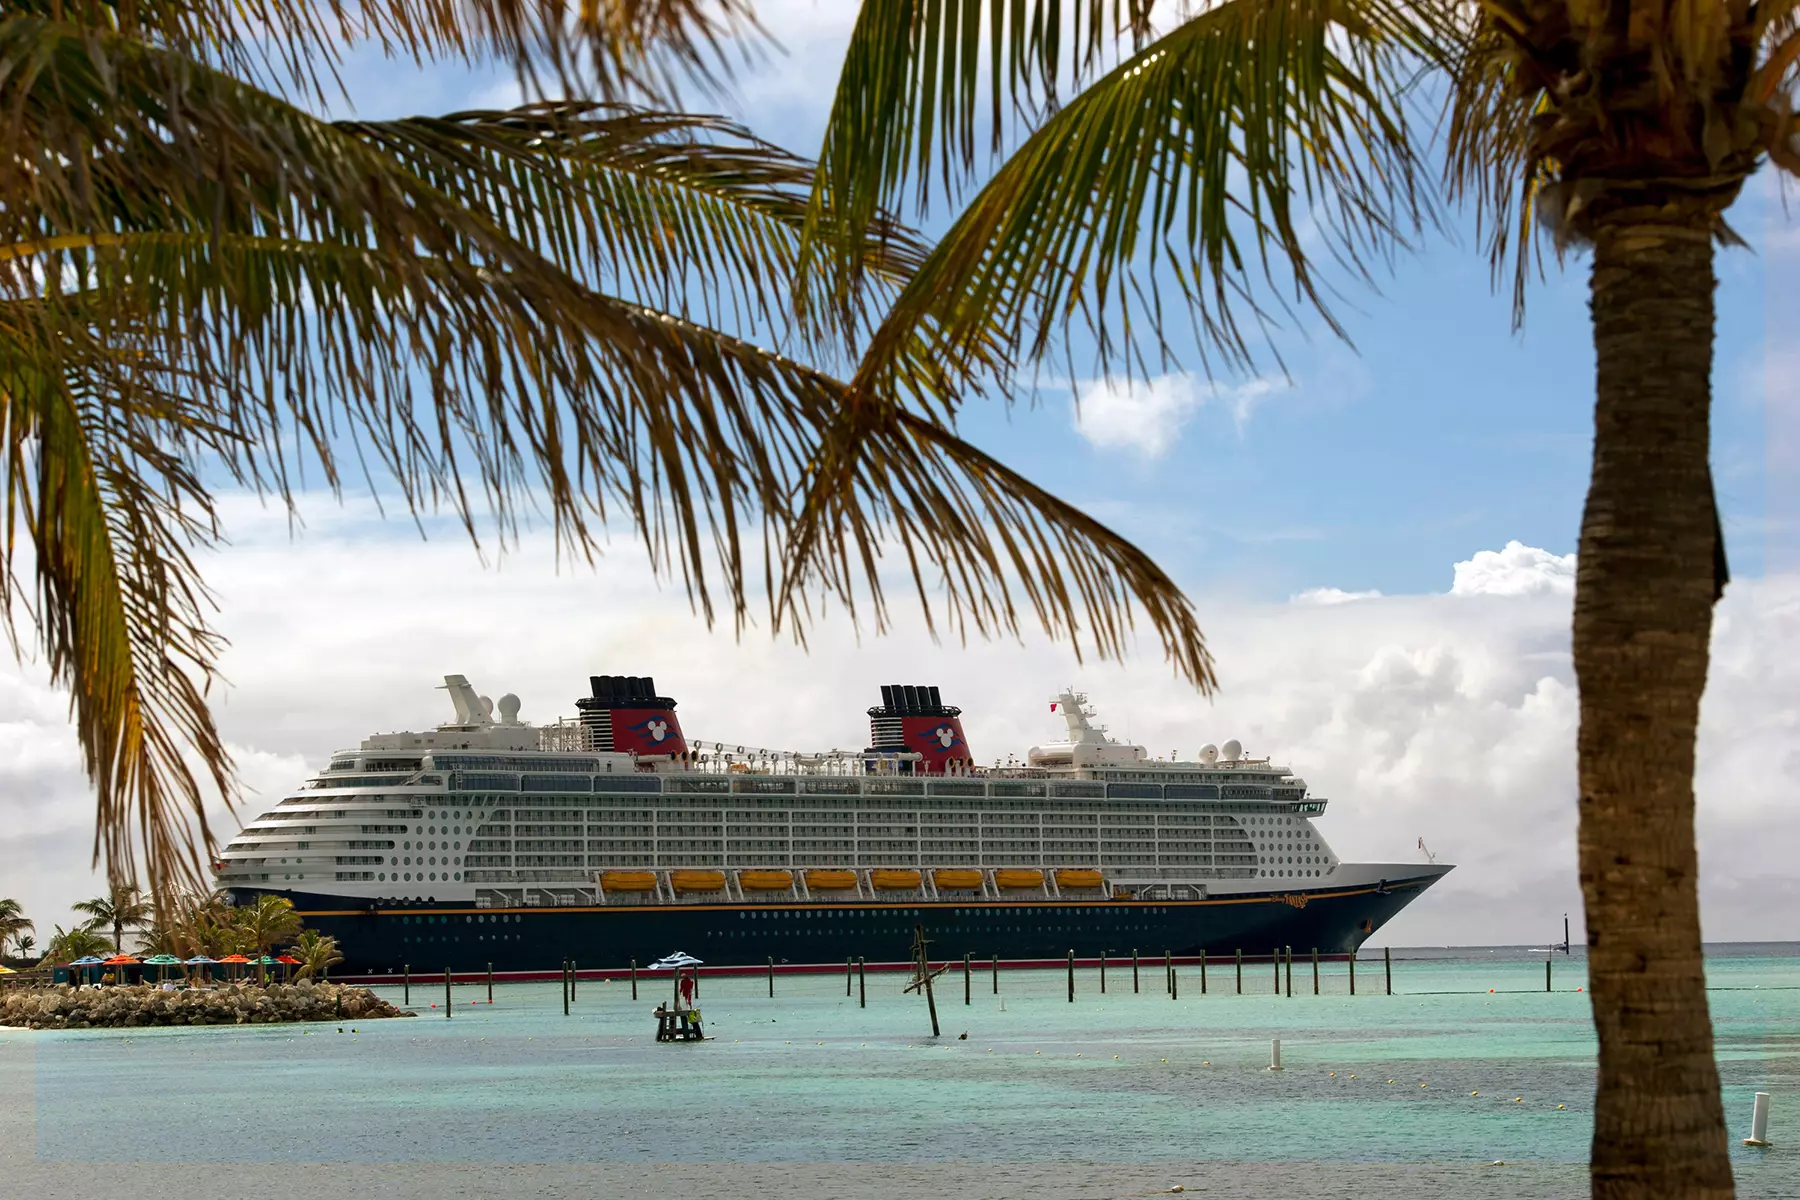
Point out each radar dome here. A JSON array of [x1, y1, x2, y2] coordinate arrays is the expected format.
[[498, 693, 522, 723], [1199, 743, 1219, 764], [1221, 738, 1242, 762], [479, 695, 495, 719]]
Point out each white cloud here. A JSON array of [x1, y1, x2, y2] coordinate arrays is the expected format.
[[1, 526, 1792, 952], [1071, 372, 1202, 457], [1450, 540, 1577, 597], [1291, 587, 1383, 605]]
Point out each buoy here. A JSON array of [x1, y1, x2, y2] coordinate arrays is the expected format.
[[1514, 1097, 1523, 1103], [1268, 1038, 1283, 1071], [1329, 1072, 1336, 1078], [1472, 1091, 1479, 1096], [1557, 1104, 1566, 1110], [1743, 1092, 1773, 1147]]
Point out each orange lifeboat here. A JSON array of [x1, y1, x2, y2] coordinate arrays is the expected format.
[[1055, 869, 1105, 890], [995, 869, 1045, 889], [805, 869, 858, 891], [871, 869, 923, 890], [933, 869, 983, 890], [738, 870, 795, 891], [600, 870, 656, 892], [670, 870, 726, 893]]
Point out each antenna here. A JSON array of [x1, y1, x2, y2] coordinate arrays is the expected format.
[[1417, 837, 1437, 865]]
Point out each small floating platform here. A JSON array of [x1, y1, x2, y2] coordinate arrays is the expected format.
[[654, 1005, 707, 1042]]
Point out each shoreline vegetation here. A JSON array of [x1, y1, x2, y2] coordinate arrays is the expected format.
[[0, 979, 412, 1030]]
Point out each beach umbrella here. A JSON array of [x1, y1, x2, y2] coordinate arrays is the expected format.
[[67, 954, 105, 986], [101, 954, 139, 985], [183, 955, 220, 986], [141, 953, 182, 984], [218, 954, 252, 983], [275, 954, 301, 983], [647, 952, 704, 1005], [0, 964, 14, 974]]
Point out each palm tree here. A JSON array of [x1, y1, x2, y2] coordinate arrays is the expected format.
[[0, 898, 31, 960], [44, 924, 112, 963], [232, 895, 303, 982], [795, 2, 1795, 1193], [72, 887, 151, 953], [292, 930, 345, 982], [14, 934, 36, 962], [0, 0, 1207, 923]]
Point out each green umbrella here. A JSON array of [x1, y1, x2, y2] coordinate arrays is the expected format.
[[141, 954, 183, 985]]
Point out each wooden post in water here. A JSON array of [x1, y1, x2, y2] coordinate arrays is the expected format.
[[486, 962, 493, 1005], [570, 960, 576, 1001], [1100, 949, 1107, 994], [562, 960, 570, 1015], [1546, 958, 1552, 992], [1067, 950, 1075, 1002], [1235, 949, 1242, 995], [1311, 948, 1319, 996], [1171, 967, 1178, 1000], [1132, 950, 1140, 994], [1285, 947, 1292, 997], [1272, 948, 1280, 994], [1385, 946, 1393, 996], [630, 959, 637, 1000], [1199, 949, 1207, 995], [847, 957, 854, 996], [767, 956, 775, 998], [1349, 952, 1356, 996], [964, 952, 971, 1005], [1164, 950, 1172, 994], [445, 967, 452, 1017], [403, 964, 410, 1006], [858, 957, 866, 1008], [992, 952, 1000, 995]]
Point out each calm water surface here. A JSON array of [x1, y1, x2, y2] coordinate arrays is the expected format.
[[4, 945, 1797, 1199]]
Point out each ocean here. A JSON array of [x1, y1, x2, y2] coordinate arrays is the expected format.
[[3, 944, 1796, 1199]]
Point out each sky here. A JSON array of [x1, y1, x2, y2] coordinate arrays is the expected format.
[[1, 4, 1795, 951]]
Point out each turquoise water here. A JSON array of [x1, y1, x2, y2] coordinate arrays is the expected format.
[[4, 946, 1798, 1199]]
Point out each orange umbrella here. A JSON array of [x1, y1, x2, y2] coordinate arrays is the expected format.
[[218, 953, 252, 983], [101, 954, 139, 986]]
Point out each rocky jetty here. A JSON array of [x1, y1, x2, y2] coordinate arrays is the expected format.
[[0, 979, 414, 1029]]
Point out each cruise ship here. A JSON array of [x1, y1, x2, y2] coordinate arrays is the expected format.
[[215, 674, 1452, 977]]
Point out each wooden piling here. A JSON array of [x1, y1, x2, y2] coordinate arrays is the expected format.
[[1067, 950, 1075, 1002], [1349, 952, 1356, 996], [1199, 949, 1207, 995], [486, 962, 493, 1005], [964, 952, 971, 1005], [403, 964, 410, 1006], [1235, 949, 1242, 994], [992, 951, 1000, 995], [1132, 949, 1140, 994], [1164, 950, 1172, 994], [1273, 948, 1280, 994], [858, 957, 866, 1008], [1100, 949, 1107, 994], [1311, 948, 1319, 995], [1171, 967, 1178, 1000], [1385, 946, 1392, 996], [1546, 958, 1552, 993], [630, 958, 637, 1000], [847, 957, 853, 996], [570, 960, 576, 1001], [768, 956, 775, 998], [1285, 947, 1293, 997], [445, 967, 452, 1017], [562, 960, 569, 1015]]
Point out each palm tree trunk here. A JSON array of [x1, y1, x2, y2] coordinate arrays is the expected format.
[[1579, 223, 1732, 1198]]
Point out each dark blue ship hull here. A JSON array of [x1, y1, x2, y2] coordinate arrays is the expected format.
[[249, 874, 1446, 979]]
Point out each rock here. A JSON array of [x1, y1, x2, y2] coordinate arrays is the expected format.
[[0, 983, 412, 1029]]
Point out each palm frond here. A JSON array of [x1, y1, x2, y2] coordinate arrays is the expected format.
[[9, 1, 753, 103], [799, 0, 1156, 316], [805, 0, 1434, 443], [783, 408, 1215, 690], [0, 301, 230, 905]]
